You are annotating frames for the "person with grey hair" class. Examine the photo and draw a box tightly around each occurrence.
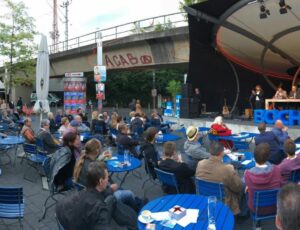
[37,119,60,154]
[195,141,243,215]
[276,183,300,230]
[74,115,90,133]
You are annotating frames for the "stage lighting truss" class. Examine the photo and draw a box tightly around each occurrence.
[258,0,270,19]
[279,0,292,14]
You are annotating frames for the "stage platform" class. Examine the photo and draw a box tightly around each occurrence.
[164,116,300,140]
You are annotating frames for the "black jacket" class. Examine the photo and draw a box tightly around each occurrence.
[91,119,107,135]
[37,129,59,154]
[140,142,159,179]
[158,158,195,194]
[116,133,139,157]
[56,189,114,230]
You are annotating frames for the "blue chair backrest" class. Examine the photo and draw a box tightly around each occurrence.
[42,157,51,180]
[117,144,125,154]
[23,143,37,155]
[154,168,179,193]
[253,189,279,218]
[94,124,104,134]
[195,178,225,200]
[72,181,86,191]
[110,127,118,136]
[290,169,300,183]
[0,186,24,218]
[35,137,45,149]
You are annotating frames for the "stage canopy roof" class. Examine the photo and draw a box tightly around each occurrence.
[186,0,300,81]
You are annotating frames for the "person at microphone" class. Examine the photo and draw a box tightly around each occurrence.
[250,85,264,109]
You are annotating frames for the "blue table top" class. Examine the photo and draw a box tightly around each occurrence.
[105,154,141,173]
[223,151,255,170]
[0,136,25,145]
[156,133,181,143]
[54,131,92,142]
[138,194,234,230]
[161,121,177,125]
[210,132,257,141]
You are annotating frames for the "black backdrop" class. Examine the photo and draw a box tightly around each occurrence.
[187,1,290,114]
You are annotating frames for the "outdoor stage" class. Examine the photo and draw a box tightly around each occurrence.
[165,116,300,140]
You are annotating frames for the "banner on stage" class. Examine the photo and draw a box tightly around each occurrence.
[254,109,300,126]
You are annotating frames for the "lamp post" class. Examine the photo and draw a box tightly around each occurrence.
[152,71,157,110]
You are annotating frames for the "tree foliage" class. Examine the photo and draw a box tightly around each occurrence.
[166,79,181,104]
[0,0,37,88]
[104,69,185,107]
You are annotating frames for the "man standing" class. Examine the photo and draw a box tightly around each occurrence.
[250,85,264,109]
[193,88,201,115]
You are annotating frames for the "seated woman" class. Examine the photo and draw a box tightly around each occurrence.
[58,117,69,135]
[158,141,195,194]
[210,116,233,149]
[116,124,139,158]
[140,127,160,179]
[73,138,143,212]
[50,132,81,190]
[21,117,35,143]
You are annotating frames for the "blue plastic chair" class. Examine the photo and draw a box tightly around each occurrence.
[251,189,279,227]
[0,186,24,228]
[35,137,46,152]
[154,168,179,194]
[23,143,48,182]
[195,178,225,200]
[94,124,104,135]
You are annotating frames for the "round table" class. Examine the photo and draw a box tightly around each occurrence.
[138,194,234,230]
[223,151,255,170]
[0,136,25,166]
[105,154,141,186]
[156,133,181,143]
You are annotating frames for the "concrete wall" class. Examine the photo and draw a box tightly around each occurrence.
[12,85,32,104]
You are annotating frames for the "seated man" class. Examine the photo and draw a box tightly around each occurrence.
[244,143,282,215]
[116,124,139,158]
[130,113,144,134]
[183,126,210,170]
[279,139,300,184]
[74,115,90,133]
[196,141,243,215]
[272,120,289,149]
[21,117,35,143]
[56,161,137,230]
[37,119,60,154]
[276,183,300,230]
[158,141,195,194]
[255,122,285,165]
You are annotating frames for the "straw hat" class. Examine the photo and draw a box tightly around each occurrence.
[186,126,199,141]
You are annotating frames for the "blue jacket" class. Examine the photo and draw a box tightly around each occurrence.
[255,131,285,165]
[271,127,289,147]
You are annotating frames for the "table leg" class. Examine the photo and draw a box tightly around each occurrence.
[119,171,130,187]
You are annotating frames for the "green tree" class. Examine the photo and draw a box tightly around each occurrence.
[0,0,37,97]
[166,80,181,106]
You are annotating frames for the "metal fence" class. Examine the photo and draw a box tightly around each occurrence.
[49,12,187,54]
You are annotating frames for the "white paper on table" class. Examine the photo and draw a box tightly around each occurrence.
[227,153,238,161]
[241,160,252,165]
[176,209,199,227]
[150,211,170,221]
[235,134,249,138]
[296,143,300,148]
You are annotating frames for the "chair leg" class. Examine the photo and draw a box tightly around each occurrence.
[39,194,57,222]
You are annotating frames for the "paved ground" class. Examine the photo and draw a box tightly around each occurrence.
[0,110,276,229]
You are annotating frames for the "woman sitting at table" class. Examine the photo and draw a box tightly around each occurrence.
[73,138,144,212]
[50,132,81,191]
[158,141,195,194]
[140,127,160,179]
[210,116,233,149]
[58,117,69,135]
[273,84,287,99]
[116,124,139,158]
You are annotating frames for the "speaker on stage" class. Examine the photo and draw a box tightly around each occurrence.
[180,98,199,118]
[181,83,193,98]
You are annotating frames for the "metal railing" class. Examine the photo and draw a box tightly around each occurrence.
[49,12,187,54]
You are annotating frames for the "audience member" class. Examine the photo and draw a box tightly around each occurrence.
[244,143,282,215]
[37,119,60,154]
[130,113,144,134]
[210,116,233,149]
[276,183,300,230]
[183,126,210,170]
[77,108,88,122]
[48,112,57,134]
[56,161,137,229]
[21,117,35,143]
[116,124,139,158]
[73,139,143,212]
[196,141,242,215]
[150,111,161,129]
[55,109,63,126]
[91,111,102,134]
[140,127,160,179]
[129,98,136,112]
[2,110,15,128]
[110,113,118,130]
[74,115,90,133]
[158,141,195,194]
[279,139,300,184]
[116,115,125,131]
[103,111,110,124]
[58,117,69,135]
[50,132,80,190]
[272,120,289,148]
[135,99,142,114]
[255,122,285,165]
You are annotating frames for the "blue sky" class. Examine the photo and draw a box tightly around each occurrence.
[17,0,182,44]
